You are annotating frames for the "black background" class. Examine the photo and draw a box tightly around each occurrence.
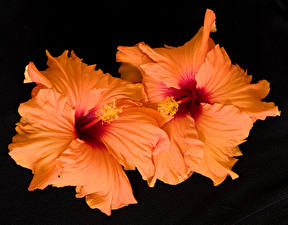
[1,1,288,224]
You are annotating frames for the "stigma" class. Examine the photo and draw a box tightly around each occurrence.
[158,96,180,118]
[99,102,122,123]
[78,101,122,132]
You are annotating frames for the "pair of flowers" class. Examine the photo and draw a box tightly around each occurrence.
[8,9,279,215]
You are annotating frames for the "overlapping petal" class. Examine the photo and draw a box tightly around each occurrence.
[8,89,75,190]
[26,51,147,114]
[116,42,152,83]
[195,45,280,121]
[150,115,204,186]
[100,107,169,182]
[118,63,143,83]
[117,9,216,89]
[52,139,137,215]
[194,103,253,185]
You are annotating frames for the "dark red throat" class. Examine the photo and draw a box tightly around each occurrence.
[75,110,107,146]
[167,80,209,120]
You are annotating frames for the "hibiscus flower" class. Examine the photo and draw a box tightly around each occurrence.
[116,9,280,186]
[8,51,169,215]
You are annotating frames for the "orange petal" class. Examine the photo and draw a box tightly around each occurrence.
[118,63,143,83]
[116,43,152,82]
[118,46,177,105]
[194,103,253,185]
[27,51,147,114]
[138,43,184,89]
[143,76,173,105]
[94,73,147,109]
[180,8,216,75]
[138,9,216,89]
[53,139,137,215]
[232,146,243,157]
[150,115,204,186]
[100,107,170,183]
[195,45,280,121]
[31,84,47,97]
[150,145,189,186]
[8,89,75,190]
[25,62,51,87]
[116,43,168,83]
[117,43,152,67]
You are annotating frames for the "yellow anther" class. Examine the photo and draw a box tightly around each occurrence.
[99,102,122,123]
[158,96,180,118]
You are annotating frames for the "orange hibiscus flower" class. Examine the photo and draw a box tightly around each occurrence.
[8,51,169,215]
[116,9,280,186]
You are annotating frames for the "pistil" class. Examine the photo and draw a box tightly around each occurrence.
[78,101,122,132]
[78,117,102,132]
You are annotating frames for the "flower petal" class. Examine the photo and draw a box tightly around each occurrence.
[138,9,216,89]
[117,43,152,67]
[27,51,147,114]
[194,103,253,185]
[25,62,52,87]
[94,73,147,110]
[53,139,137,215]
[195,45,280,121]
[116,43,153,83]
[100,107,170,183]
[8,89,75,190]
[117,43,175,104]
[150,115,204,186]
[118,63,143,83]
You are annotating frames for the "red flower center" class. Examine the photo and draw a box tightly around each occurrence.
[75,110,107,146]
[167,80,209,120]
